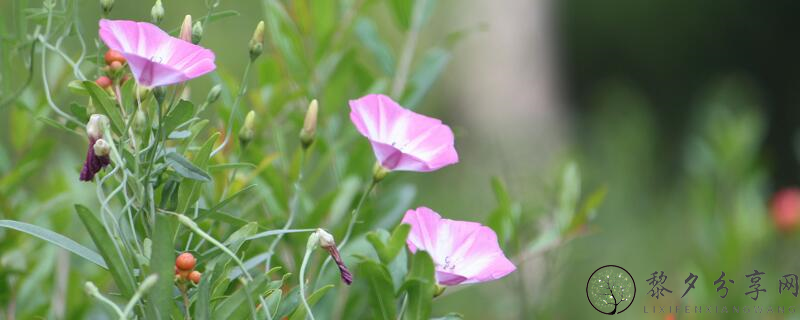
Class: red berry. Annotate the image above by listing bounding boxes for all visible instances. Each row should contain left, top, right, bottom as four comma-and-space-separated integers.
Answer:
189, 271, 202, 284
175, 252, 196, 271
104, 49, 126, 65
95, 76, 112, 89
771, 188, 800, 232
109, 61, 123, 72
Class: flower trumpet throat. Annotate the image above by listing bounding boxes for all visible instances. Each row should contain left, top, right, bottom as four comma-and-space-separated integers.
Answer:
312, 229, 353, 285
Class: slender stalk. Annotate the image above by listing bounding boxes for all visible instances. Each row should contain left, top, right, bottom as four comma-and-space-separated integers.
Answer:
211, 61, 253, 156
85, 282, 123, 318
299, 247, 316, 320
390, 0, 429, 98
169, 211, 270, 320
121, 275, 158, 319
265, 150, 307, 270
315, 178, 377, 287
339, 179, 377, 248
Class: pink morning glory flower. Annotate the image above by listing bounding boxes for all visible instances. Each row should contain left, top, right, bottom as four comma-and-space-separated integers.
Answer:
401, 207, 516, 286
349, 94, 458, 172
99, 19, 216, 87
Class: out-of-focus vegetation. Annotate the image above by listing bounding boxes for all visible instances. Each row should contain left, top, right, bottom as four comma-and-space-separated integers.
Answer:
2, 0, 800, 319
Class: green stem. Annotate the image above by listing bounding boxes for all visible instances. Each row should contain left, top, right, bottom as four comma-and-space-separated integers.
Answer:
265, 150, 307, 270
315, 177, 377, 287
211, 60, 253, 157
120, 275, 158, 319
299, 246, 316, 320
390, 0, 429, 98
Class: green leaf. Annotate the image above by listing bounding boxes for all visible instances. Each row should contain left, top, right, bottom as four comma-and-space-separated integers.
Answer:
558, 162, 580, 232
367, 224, 410, 264
355, 18, 395, 75
568, 186, 607, 232
165, 151, 212, 182
208, 163, 257, 172
358, 260, 397, 320
75, 205, 136, 298
404, 47, 451, 108
487, 177, 516, 246
83, 80, 125, 135
401, 251, 435, 320
402, 280, 434, 320
212, 274, 269, 320
0, 220, 106, 269
163, 100, 194, 136
193, 263, 215, 320
148, 213, 176, 318
388, 0, 413, 30
406, 250, 435, 282
288, 284, 334, 320
177, 133, 219, 213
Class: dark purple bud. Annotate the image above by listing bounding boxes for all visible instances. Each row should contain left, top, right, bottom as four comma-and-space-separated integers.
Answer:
325, 245, 353, 285
80, 138, 111, 181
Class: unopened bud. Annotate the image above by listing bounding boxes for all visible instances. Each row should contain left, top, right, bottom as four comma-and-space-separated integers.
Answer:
206, 84, 222, 104
315, 228, 335, 248
191, 21, 203, 45
150, 0, 164, 24
179, 15, 192, 42
306, 231, 320, 252
93, 139, 111, 157
249, 21, 265, 61
373, 162, 390, 182
312, 228, 353, 285
300, 99, 318, 149
238, 110, 256, 146
84, 281, 100, 296
86, 114, 109, 140
153, 86, 167, 105
100, 0, 114, 15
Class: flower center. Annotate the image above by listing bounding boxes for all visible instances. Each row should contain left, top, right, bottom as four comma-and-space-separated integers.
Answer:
442, 256, 456, 271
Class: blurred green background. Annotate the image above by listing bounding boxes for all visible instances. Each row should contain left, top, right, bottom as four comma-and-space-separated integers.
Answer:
2, 0, 800, 319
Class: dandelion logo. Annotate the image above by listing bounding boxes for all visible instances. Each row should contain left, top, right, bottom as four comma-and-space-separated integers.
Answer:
586, 265, 636, 315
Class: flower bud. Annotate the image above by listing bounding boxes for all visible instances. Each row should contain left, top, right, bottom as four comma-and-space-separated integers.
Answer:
100, 0, 114, 15
315, 228, 335, 248
311, 228, 353, 285
191, 21, 203, 45
86, 114, 109, 140
299, 99, 318, 149
133, 108, 147, 134
238, 110, 256, 146
93, 139, 111, 157
151, 0, 164, 24
249, 21, 265, 61
153, 86, 167, 105
206, 84, 222, 104
179, 15, 192, 42
84, 281, 100, 296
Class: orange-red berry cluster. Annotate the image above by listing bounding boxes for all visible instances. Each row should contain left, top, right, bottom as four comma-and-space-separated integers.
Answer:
174, 252, 202, 284
95, 49, 129, 89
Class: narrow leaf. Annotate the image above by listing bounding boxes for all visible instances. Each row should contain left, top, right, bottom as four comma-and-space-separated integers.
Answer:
0, 219, 107, 269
